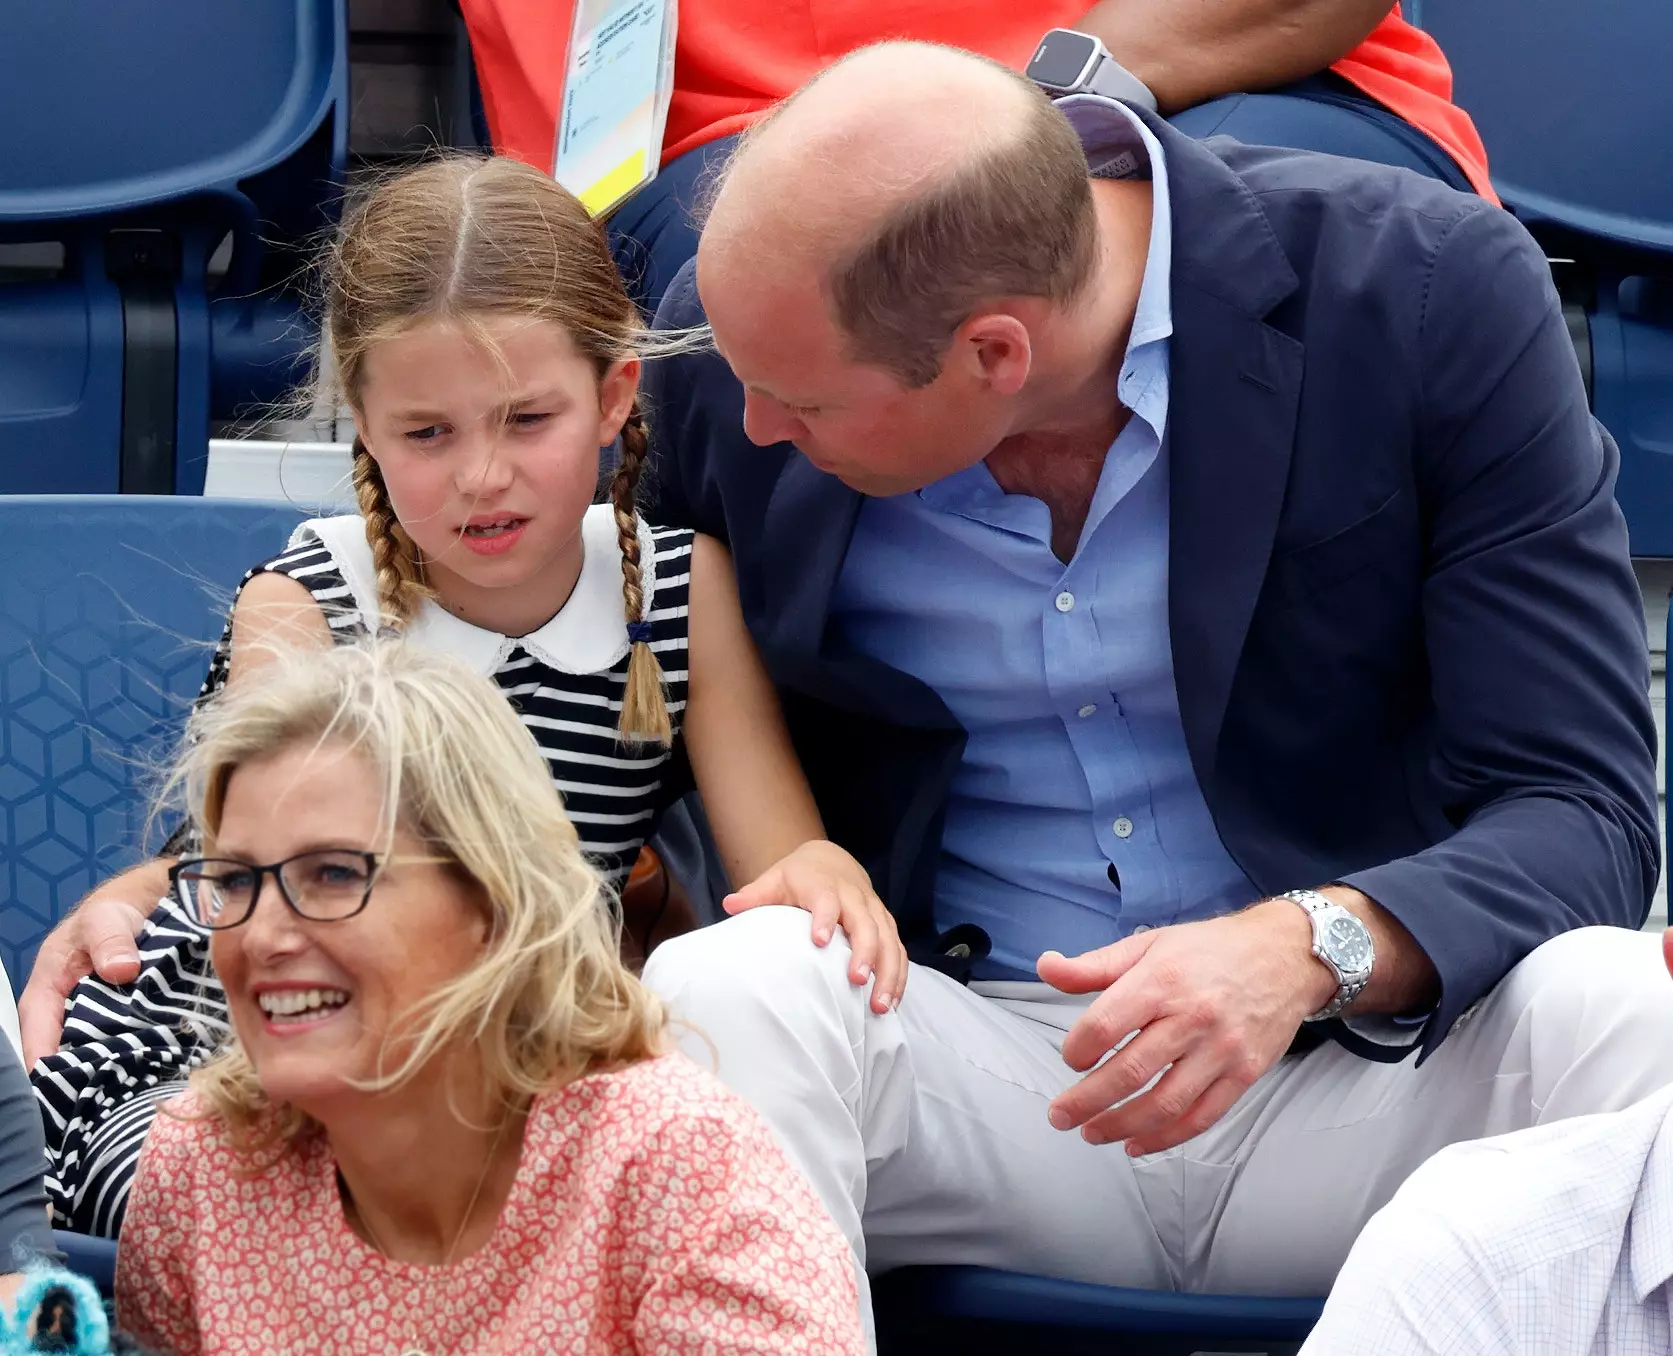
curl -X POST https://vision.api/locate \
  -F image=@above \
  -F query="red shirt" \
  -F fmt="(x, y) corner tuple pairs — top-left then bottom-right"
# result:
(462, 2), (1493, 201)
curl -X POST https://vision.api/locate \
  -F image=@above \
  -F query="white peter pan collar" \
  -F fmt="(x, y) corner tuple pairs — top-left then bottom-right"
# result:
(289, 502), (655, 677)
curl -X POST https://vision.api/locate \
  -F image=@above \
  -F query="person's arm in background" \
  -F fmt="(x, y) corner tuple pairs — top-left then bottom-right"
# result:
(18, 867), (163, 1066)
(1075, 0), (1391, 113)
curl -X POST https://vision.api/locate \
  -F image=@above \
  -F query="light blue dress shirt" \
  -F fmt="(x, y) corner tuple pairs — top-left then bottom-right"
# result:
(829, 96), (1260, 979)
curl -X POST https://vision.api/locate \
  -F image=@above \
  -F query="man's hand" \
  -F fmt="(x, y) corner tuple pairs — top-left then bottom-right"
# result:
(1040, 898), (1332, 1156)
(1040, 888), (1436, 1155)
(18, 861), (169, 1066)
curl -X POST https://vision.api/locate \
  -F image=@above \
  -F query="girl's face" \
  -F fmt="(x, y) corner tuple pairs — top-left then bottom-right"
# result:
(355, 316), (638, 631)
(207, 739), (490, 1120)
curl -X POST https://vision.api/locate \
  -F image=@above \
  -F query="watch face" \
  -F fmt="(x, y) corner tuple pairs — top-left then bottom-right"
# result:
(1027, 30), (1098, 91)
(1324, 915), (1373, 973)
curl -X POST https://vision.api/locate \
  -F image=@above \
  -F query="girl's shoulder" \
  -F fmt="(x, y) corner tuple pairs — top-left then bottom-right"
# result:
(582, 504), (690, 573)
(247, 514), (375, 616)
(645, 521), (695, 557)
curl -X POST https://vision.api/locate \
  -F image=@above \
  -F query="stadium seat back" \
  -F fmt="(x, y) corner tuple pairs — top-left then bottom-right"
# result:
(0, 497), (303, 983)
(1406, 0), (1673, 251)
(0, 0), (347, 495)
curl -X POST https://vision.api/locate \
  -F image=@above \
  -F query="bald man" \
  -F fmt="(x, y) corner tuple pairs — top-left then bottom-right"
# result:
(636, 40), (1672, 1333)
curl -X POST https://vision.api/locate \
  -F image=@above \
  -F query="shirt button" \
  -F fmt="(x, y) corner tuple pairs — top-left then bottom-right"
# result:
(1054, 591), (1076, 613)
(1131, 924), (1153, 935)
(1113, 817), (1134, 839)
(1077, 703), (1098, 718)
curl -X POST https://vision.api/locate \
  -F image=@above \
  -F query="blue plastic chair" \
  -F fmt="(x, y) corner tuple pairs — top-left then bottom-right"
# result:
(1406, 0), (1673, 556)
(52, 1229), (117, 1298)
(873, 1267), (1323, 1355)
(0, 1), (347, 497)
(0, 497), (304, 985)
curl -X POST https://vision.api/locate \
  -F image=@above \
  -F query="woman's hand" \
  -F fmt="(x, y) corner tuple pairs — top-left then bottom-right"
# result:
(723, 842), (908, 1013)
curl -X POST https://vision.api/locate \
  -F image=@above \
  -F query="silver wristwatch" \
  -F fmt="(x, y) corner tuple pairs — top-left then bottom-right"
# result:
(1282, 889), (1374, 1022)
(1024, 29), (1158, 114)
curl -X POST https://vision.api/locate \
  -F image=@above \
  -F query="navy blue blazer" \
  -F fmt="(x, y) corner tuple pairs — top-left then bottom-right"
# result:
(642, 111), (1660, 1061)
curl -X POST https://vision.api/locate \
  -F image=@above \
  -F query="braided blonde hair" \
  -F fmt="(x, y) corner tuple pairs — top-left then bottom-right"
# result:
(350, 439), (432, 626)
(321, 155), (679, 740)
(608, 407), (670, 743)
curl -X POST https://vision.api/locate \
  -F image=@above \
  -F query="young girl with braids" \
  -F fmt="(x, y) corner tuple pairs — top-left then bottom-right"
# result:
(30, 155), (906, 1241)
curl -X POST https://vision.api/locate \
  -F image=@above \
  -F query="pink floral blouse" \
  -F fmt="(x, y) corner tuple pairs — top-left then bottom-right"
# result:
(116, 1054), (865, 1355)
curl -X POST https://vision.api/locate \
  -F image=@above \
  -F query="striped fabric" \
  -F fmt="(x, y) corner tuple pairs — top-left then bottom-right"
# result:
(34, 509), (692, 1236)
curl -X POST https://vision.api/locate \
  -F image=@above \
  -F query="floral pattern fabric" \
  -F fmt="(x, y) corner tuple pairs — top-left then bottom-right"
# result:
(117, 1054), (865, 1355)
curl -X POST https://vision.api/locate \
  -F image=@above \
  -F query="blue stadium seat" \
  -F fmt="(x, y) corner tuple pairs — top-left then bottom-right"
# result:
(873, 1267), (1323, 1355)
(1406, 0), (1673, 556)
(0, 1), (347, 496)
(0, 497), (303, 984)
(52, 1229), (117, 1298)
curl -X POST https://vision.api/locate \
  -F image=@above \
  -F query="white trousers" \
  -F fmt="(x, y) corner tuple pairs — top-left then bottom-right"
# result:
(643, 909), (1673, 1342)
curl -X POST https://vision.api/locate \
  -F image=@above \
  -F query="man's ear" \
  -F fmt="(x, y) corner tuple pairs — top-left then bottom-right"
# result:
(956, 311), (1032, 397)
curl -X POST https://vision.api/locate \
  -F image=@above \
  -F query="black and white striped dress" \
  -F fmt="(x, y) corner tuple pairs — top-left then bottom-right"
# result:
(33, 505), (693, 1236)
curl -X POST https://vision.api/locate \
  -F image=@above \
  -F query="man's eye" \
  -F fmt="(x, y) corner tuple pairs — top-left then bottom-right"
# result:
(510, 412), (551, 428)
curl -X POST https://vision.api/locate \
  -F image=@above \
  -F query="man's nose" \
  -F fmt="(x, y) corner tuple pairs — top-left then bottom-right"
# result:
(741, 392), (803, 448)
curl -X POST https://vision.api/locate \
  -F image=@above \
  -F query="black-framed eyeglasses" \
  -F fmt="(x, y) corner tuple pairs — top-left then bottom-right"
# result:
(170, 850), (385, 930)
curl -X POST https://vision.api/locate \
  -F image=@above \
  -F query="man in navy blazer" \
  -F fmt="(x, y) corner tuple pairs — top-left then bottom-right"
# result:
(639, 40), (1673, 1323)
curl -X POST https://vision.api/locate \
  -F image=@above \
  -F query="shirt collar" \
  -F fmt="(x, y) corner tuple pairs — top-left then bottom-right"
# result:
(1058, 93), (1174, 361)
(1632, 1087), (1673, 1301)
(296, 502), (647, 676)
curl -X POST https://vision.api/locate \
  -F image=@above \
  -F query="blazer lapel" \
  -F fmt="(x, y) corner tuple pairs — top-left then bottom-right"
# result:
(1168, 299), (1302, 792)
(757, 450), (862, 663)
(755, 452), (959, 726)
(1146, 116), (1305, 793)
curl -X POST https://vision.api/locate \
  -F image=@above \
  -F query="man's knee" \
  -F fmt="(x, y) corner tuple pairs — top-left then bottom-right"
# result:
(1490, 926), (1673, 1093)
(642, 905), (861, 1018)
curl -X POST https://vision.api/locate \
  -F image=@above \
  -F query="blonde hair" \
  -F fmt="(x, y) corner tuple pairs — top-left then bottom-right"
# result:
(326, 155), (677, 742)
(174, 640), (666, 1155)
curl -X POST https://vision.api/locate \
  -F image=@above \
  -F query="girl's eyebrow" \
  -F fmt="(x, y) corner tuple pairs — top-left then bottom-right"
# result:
(384, 386), (568, 424)
(505, 385), (568, 408)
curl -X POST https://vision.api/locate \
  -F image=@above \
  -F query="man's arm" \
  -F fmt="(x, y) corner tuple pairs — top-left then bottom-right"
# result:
(1340, 203), (1660, 1051)
(1296, 1175), (1518, 1356)
(1044, 200), (1655, 1152)
(1075, 0), (1392, 113)
(641, 263), (731, 540)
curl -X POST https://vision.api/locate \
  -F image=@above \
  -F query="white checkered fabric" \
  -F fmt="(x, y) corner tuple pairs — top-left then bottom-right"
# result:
(1301, 1085), (1673, 1355)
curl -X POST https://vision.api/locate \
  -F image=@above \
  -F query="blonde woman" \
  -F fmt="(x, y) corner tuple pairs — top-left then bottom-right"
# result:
(115, 643), (865, 1355)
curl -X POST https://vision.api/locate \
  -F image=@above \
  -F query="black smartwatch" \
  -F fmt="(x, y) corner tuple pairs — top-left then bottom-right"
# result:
(1025, 28), (1158, 113)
